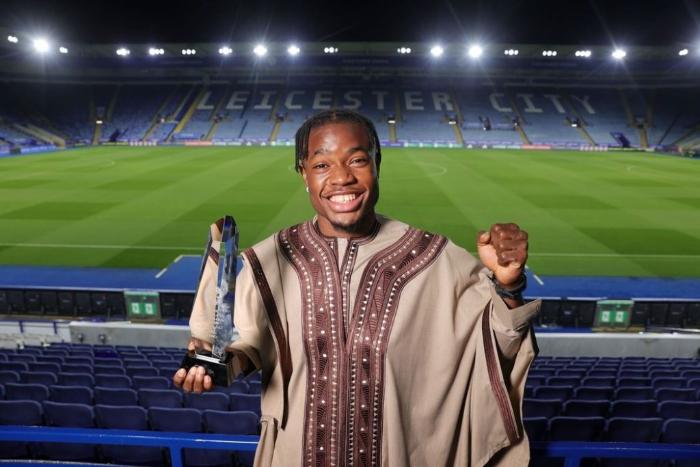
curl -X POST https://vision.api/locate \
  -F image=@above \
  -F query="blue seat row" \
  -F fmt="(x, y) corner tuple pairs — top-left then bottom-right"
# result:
(524, 398), (700, 420)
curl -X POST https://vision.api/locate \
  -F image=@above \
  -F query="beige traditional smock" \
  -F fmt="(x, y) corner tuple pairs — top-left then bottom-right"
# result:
(190, 216), (540, 467)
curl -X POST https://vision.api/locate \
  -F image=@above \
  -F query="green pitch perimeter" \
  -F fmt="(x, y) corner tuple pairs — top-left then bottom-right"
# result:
(1, 146), (699, 277)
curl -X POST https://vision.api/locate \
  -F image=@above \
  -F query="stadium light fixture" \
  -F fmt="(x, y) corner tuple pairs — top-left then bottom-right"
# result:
(148, 47), (165, 56)
(678, 48), (689, 56)
(287, 44), (300, 56)
(218, 46), (233, 56)
(503, 49), (519, 56)
(33, 38), (50, 54)
(542, 50), (558, 57)
(58, 46), (68, 54)
(181, 48), (196, 55)
(323, 46), (339, 54)
(116, 47), (130, 57)
(430, 44), (444, 58)
(7, 35), (19, 43)
(467, 44), (483, 59)
(611, 48), (626, 60)
(253, 44), (268, 57)
(397, 47), (412, 54)
(575, 50), (592, 58)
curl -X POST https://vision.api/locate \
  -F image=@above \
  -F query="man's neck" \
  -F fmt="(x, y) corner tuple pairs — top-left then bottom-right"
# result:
(316, 214), (378, 239)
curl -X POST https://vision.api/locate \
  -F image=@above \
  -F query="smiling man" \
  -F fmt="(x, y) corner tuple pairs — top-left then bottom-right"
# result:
(175, 110), (540, 467)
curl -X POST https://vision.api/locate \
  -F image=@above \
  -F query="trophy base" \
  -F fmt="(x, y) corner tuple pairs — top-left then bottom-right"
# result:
(180, 350), (236, 387)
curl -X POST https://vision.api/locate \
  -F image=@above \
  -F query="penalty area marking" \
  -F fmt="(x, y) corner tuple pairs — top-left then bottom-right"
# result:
(525, 265), (544, 286)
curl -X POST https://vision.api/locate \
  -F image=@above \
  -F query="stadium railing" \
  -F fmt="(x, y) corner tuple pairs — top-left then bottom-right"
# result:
(2, 427), (700, 466)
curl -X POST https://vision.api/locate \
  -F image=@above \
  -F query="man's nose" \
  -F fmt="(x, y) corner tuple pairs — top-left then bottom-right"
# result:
(330, 164), (355, 184)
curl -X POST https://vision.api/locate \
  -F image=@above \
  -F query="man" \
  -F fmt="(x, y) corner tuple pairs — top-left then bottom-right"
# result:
(174, 110), (540, 467)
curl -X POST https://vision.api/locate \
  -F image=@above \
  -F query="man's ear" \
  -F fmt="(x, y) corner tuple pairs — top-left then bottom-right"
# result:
(300, 164), (308, 185)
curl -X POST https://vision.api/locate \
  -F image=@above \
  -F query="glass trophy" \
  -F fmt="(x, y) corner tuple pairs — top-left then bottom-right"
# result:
(180, 215), (240, 387)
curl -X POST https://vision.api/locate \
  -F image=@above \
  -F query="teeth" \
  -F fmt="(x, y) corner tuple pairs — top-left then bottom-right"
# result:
(330, 194), (357, 203)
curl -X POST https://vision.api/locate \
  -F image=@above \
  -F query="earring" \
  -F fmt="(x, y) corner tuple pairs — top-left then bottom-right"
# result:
(305, 186), (309, 193)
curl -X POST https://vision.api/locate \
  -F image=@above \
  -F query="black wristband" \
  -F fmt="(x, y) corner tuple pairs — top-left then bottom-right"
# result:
(489, 272), (527, 300)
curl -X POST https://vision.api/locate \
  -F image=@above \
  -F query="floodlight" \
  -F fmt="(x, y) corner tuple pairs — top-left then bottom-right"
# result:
(33, 38), (50, 54)
(58, 46), (68, 54)
(612, 48), (626, 60)
(7, 35), (18, 43)
(397, 47), (411, 54)
(253, 44), (268, 57)
(287, 44), (300, 56)
(218, 46), (233, 56)
(96, 120), (103, 125)
(468, 44), (483, 59)
(323, 46), (338, 54)
(430, 45), (444, 57)
(116, 47), (130, 56)
(148, 47), (164, 56)
(542, 50), (557, 57)
(181, 48), (196, 55)
(678, 48), (689, 56)
(575, 50), (592, 57)
(504, 49), (519, 56)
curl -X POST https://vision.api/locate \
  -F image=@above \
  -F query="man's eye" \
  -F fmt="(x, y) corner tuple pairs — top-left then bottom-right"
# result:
(351, 158), (369, 165)
(313, 163), (328, 169)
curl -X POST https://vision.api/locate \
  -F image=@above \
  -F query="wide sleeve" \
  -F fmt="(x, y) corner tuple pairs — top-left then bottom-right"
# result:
(188, 247), (267, 371)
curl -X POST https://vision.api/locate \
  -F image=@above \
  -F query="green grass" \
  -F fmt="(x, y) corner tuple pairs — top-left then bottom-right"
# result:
(1, 146), (699, 277)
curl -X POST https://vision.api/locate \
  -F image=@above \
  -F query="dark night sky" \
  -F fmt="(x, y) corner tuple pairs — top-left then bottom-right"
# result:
(1, 0), (699, 46)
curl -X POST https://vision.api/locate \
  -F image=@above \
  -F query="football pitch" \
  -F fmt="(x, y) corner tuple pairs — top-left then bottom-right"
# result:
(1, 146), (699, 278)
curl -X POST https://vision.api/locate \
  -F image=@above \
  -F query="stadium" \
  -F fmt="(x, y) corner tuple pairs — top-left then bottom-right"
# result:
(1, 1), (700, 465)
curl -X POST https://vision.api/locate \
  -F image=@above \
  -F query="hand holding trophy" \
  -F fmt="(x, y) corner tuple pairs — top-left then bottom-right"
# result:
(176, 215), (240, 389)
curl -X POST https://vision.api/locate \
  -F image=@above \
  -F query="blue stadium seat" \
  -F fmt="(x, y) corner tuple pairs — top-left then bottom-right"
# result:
(28, 362), (60, 373)
(529, 369), (556, 378)
(602, 417), (663, 467)
(618, 370), (648, 378)
(581, 376), (617, 387)
(132, 375), (171, 390)
(95, 374), (132, 388)
(533, 386), (573, 401)
(563, 399), (609, 417)
(127, 367), (160, 378)
(94, 387), (138, 406)
(655, 388), (696, 402)
(0, 400), (43, 458)
(8, 354), (36, 363)
(138, 388), (183, 408)
(658, 401), (700, 420)
(524, 417), (549, 442)
(20, 371), (58, 385)
(610, 400), (658, 418)
(681, 370), (700, 380)
(614, 386), (655, 400)
(546, 376), (580, 387)
(549, 416), (605, 441)
(57, 372), (94, 387)
(49, 385), (93, 405)
(61, 364), (92, 374)
(185, 392), (231, 412)
(523, 398), (561, 418)
(662, 419), (700, 467)
(0, 370), (21, 384)
(649, 370), (679, 379)
(94, 364), (126, 375)
(158, 366), (181, 378)
(230, 394), (261, 416)
(199, 410), (259, 466)
(35, 356), (64, 365)
(3, 362), (29, 373)
(93, 357), (122, 366)
(652, 377), (686, 389)
(5, 382), (50, 402)
(618, 377), (652, 387)
(149, 407), (203, 466)
(556, 369), (587, 378)
(94, 404), (163, 465)
(574, 386), (614, 401)
(689, 378), (700, 391)
(42, 401), (97, 461)
(63, 357), (93, 366)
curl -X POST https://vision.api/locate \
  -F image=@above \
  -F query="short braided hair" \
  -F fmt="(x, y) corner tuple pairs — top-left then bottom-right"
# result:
(294, 110), (382, 174)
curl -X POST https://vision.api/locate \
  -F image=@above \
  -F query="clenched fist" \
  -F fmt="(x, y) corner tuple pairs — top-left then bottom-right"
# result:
(477, 223), (528, 287)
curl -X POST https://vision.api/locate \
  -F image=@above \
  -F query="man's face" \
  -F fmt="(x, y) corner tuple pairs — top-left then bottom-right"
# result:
(300, 122), (379, 238)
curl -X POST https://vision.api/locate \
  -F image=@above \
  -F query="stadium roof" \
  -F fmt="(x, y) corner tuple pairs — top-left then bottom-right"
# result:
(1, 0), (698, 46)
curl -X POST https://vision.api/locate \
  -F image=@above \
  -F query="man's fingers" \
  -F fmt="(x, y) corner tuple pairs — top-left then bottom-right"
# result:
(182, 366), (198, 393)
(203, 374), (213, 391)
(192, 366), (206, 394)
(476, 230), (491, 246)
(173, 368), (186, 388)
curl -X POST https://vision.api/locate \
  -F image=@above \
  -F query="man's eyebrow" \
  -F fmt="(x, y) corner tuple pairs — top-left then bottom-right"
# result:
(346, 146), (369, 155)
(312, 147), (329, 156)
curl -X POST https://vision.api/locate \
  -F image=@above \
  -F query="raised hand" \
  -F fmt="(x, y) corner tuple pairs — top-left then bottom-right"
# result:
(476, 223), (528, 287)
(173, 337), (213, 394)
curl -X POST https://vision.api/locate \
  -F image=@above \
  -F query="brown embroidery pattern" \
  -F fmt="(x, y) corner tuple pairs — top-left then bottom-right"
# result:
(345, 230), (447, 466)
(280, 221), (446, 467)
